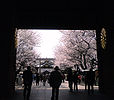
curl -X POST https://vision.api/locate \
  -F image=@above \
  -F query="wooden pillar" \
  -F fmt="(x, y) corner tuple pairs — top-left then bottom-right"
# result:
(96, 27), (105, 93)
(103, 26), (114, 96)
(8, 15), (16, 97)
(0, 13), (16, 99)
(96, 26), (114, 96)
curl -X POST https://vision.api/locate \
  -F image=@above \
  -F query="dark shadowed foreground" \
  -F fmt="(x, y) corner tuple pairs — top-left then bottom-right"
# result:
(9, 81), (113, 100)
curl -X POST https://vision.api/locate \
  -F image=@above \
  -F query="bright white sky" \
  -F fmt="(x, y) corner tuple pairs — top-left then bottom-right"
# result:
(33, 30), (63, 58)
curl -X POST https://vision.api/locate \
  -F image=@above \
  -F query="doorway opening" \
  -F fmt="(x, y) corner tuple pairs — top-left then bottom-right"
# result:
(15, 29), (99, 99)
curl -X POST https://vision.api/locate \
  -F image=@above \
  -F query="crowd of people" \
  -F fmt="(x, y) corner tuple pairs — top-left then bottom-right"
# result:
(66, 68), (96, 95)
(16, 65), (97, 100)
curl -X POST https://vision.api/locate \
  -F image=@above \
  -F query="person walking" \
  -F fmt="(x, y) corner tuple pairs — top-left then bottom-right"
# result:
(67, 68), (73, 92)
(36, 73), (40, 86)
(72, 71), (78, 91)
(87, 68), (95, 95)
(48, 66), (63, 100)
(78, 74), (81, 84)
(62, 72), (65, 83)
(23, 66), (33, 100)
(42, 74), (47, 86)
(84, 71), (88, 90)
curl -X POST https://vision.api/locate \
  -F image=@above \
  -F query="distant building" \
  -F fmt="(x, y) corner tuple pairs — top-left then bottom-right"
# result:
(36, 58), (55, 74)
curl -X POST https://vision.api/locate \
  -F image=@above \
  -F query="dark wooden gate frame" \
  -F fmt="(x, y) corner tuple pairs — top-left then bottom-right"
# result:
(6, 2), (114, 99)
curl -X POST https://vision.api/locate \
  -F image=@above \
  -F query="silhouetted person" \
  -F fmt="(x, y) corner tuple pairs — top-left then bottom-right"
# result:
(78, 74), (81, 84)
(36, 73), (40, 86)
(40, 74), (43, 82)
(23, 66), (33, 100)
(48, 66), (62, 100)
(84, 71), (88, 90)
(87, 68), (95, 95)
(62, 72), (65, 83)
(15, 67), (21, 84)
(42, 74), (47, 86)
(67, 68), (73, 92)
(95, 70), (99, 86)
(72, 71), (78, 91)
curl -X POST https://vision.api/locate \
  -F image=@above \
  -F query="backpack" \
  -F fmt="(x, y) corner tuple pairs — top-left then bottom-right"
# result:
(48, 71), (62, 87)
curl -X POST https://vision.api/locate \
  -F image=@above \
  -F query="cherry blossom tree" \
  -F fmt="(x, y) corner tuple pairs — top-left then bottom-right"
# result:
(16, 29), (41, 71)
(54, 30), (97, 71)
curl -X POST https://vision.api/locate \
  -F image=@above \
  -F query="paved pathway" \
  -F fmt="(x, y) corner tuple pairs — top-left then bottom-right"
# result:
(9, 81), (113, 100)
